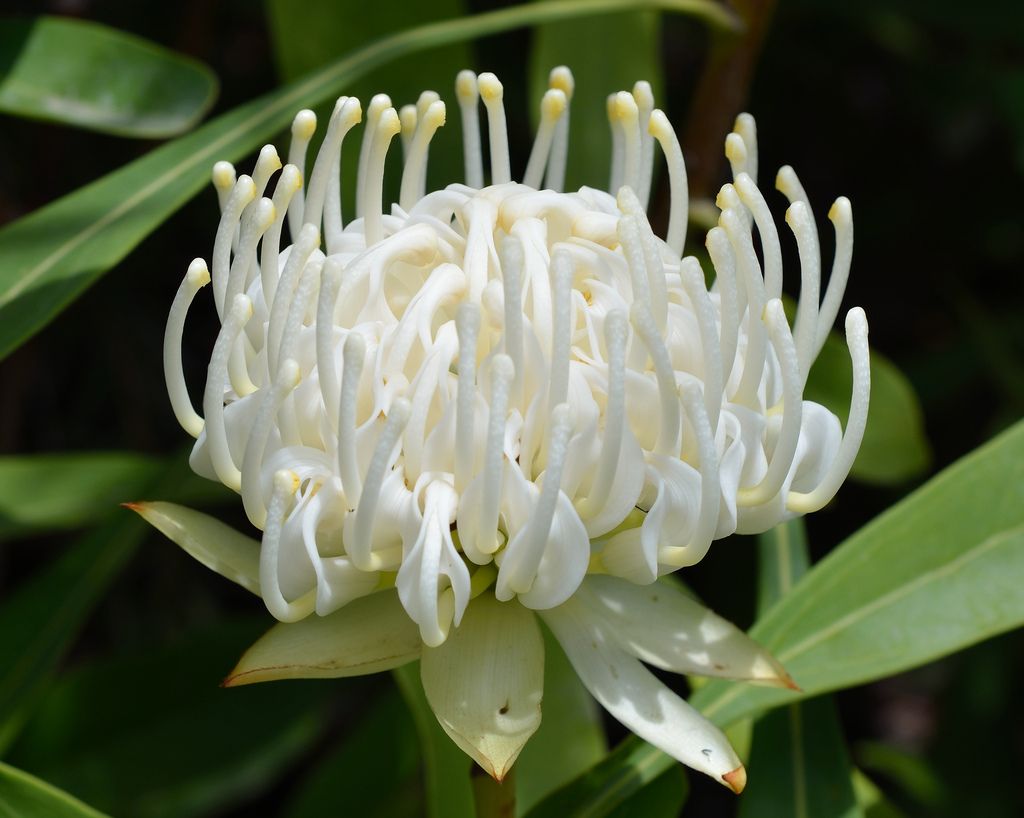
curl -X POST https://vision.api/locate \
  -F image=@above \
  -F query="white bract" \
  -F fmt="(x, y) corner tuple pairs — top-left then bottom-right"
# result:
(160, 67), (869, 792)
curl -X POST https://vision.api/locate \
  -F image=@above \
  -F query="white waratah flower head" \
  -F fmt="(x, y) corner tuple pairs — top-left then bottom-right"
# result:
(161, 66), (869, 791)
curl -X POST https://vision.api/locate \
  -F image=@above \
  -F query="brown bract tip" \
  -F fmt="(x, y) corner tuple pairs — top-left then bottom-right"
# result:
(121, 501), (143, 512)
(781, 671), (802, 692)
(723, 764), (747, 794)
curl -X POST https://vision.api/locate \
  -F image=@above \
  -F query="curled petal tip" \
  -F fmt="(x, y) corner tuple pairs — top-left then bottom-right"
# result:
(723, 764), (747, 794)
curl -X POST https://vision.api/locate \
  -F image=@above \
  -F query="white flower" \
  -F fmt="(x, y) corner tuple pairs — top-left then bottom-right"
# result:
(159, 66), (869, 792)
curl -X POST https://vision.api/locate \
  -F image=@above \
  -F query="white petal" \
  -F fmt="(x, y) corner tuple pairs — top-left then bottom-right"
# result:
(421, 594), (544, 781)
(541, 598), (746, 792)
(224, 589), (419, 686)
(577, 575), (794, 687)
(129, 501), (260, 594)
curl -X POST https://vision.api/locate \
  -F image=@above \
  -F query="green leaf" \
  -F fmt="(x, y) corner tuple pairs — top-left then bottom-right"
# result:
(7, 617), (335, 818)
(0, 17), (217, 138)
(528, 5), (664, 193)
(0, 0), (737, 362)
(393, 662), (476, 818)
(743, 521), (861, 818)
(284, 685), (422, 818)
(0, 452), (159, 541)
(128, 501), (262, 594)
(739, 698), (861, 818)
(515, 626), (607, 814)
(806, 335), (931, 485)
(0, 762), (109, 818)
(693, 418), (1024, 725)
(0, 456), (193, 747)
(523, 732), (684, 818)
(606, 767), (688, 818)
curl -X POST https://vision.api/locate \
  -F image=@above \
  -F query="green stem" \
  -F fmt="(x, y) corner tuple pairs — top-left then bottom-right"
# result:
(472, 764), (517, 818)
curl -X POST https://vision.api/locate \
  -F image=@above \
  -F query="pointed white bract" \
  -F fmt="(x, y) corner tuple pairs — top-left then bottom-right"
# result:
(161, 66), (870, 791)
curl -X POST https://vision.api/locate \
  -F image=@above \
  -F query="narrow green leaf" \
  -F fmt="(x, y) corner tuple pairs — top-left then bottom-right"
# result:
(284, 686), (422, 818)
(393, 662), (476, 818)
(694, 419), (1024, 725)
(515, 626), (607, 814)
(0, 762), (108, 818)
(0, 457), (195, 740)
(7, 617), (335, 818)
(0, 17), (216, 137)
(0, 0), (737, 362)
(128, 501), (261, 594)
(528, 5), (664, 192)
(739, 699), (861, 818)
(523, 732), (683, 818)
(606, 767), (688, 818)
(806, 335), (931, 485)
(746, 520), (862, 817)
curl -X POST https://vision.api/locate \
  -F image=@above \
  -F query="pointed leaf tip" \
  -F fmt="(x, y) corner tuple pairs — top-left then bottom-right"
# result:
(723, 764), (747, 794)
(421, 595), (544, 781)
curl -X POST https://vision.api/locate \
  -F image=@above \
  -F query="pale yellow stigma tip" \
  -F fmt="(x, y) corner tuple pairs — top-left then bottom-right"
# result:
(455, 69), (478, 102)
(549, 65), (574, 97)
(631, 80), (654, 109)
(400, 105), (418, 133)
(725, 132), (747, 163)
(291, 110), (316, 139)
(424, 101), (446, 128)
(648, 109), (671, 137)
(829, 196), (852, 222)
(186, 258), (211, 287)
(541, 88), (567, 120)
(614, 91), (638, 122)
(379, 108), (402, 137)
(478, 72), (503, 102)
(212, 161), (235, 189)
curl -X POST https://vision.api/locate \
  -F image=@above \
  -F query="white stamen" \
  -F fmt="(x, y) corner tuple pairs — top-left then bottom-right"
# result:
(631, 302), (680, 457)
(455, 70), (484, 188)
(725, 132), (748, 180)
(286, 109), (317, 237)
(733, 113), (758, 183)
(324, 99), (364, 255)
(202, 294), (253, 490)
(399, 104), (418, 157)
(659, 382), (721, 567)
(212, 175), (255, 318)
(476, 354), (514, 557)
(501, 403), (573, 597)
(786, 200), (821, 381)
(251, 144), (282, 200)
(680, 258), (722, 434)
(548, 250), (574, 412)
(814, 197), (854, 357)
(649, 109), (688, 257)
(212, 161), (236, 213)
(260, 164), (303, 307)
(523, 89), (567, 190)
(721, 207), (768, 407)
(577, 308), (628, 518)
(337, 332), (366, 506)
(614, 92), (641, 193)
(351, 398), (412, 571)
(632, 81), (655, 208)
(478, 73), (511, 185)
(277, 257), (321, 368)
(545, 66), (574, 192)
(400, 100), (446, 212)
(454, 303), (480, 493)
(735, 172), (782, 300)
(164, 259), (210, 438)
(706, 227), (741, 388)
(788, 308), (870, 513)
(607, 94), (625, 193)
(226, 197), (275, 311)
(241, 358), (300, 527)
(315, 257), (343, 423)
(267, 224), (319, 377)
(501, 236), (525, 410)
(363, 107), (401, 246)
(305, 97), (362, 236)
(738, 299), (802, 506)
(261, 470), (316, 621)
(356, 94), (392, 218)
(620, 190), (668, 332)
